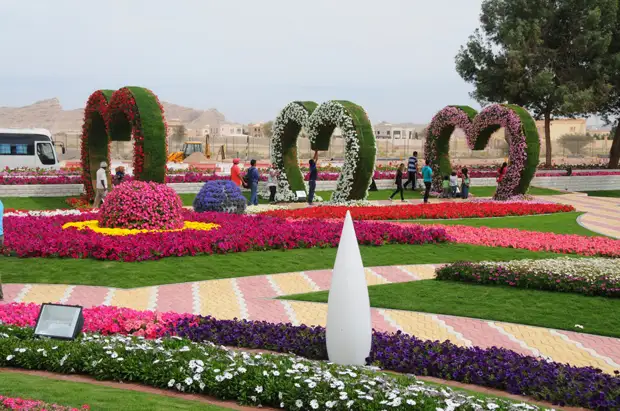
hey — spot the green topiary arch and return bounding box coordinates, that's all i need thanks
[424,104,540,200]
[270,100,376,202]
[80,87,168,201]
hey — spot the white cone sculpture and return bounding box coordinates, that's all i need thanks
[326,210,372,366]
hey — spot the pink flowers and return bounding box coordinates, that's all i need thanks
[438,225,620,257]
[0,303,194,338]
[0,396,89,411]
[2,210,449,261]
[99,181,184,230]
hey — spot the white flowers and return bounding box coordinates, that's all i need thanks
[4,209,94,218]
[480,257,620,282]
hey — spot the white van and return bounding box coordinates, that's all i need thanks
[0,128,64,169]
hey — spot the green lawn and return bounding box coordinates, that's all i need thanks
[282,280,620,339]
[0,372,233,410]
[583,190,620,198]
[0,244,577,288]
[1,186,564,210]
[409,212,599,236]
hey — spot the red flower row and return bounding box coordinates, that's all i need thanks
[262,202,575,220]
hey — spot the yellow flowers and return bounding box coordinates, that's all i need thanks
[62,220,220,236]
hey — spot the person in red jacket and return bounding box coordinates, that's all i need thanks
[231,158,243,187]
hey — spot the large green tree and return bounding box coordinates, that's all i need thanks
[456,0,616,166]
[596,2,620,168]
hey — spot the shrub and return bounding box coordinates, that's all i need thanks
[193,180,247,214]
[99,181,183,230]
[558,133,595,155]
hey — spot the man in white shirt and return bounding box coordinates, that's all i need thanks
[93,161,108,208]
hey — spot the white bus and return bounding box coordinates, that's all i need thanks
[0,128,64,169]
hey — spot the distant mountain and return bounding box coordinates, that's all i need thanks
[0,98,228,134]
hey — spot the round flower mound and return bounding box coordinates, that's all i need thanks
[193,180,247,214]
[99,181,184,230]
[62,220,219,236]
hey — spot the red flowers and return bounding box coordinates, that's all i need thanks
[263,202,575,221]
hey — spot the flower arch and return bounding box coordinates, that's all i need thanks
[424,104,540,200]
[271,100,376,202]
[80,87,168,201]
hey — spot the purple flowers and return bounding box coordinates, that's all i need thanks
[170,316,620,409]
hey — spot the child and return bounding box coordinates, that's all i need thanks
[461,168,470,199]
[389,163,405,202]
[449,171,458,197]
[441,175,450,198]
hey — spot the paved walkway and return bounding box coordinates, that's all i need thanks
[3,263,620,374]
[541,193,620,238]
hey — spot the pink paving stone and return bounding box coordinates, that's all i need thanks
[556,331,620,368]
[64,286,110,308]
[437,315,534,356]
[0,284,28,303]
[371,266,416,283]
[235,276,290,322]
[247,300,291,323]
[155,283,194,314]
[371,309,399,333]
[304,270,332,291]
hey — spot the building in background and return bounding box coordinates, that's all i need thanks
[373,122,426,140]
[248,122,264,138]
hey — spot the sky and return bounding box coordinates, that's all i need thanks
[0,0,485,124]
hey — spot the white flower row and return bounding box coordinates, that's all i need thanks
[480,257,620,281]
[4,209,94,218]
[1,330,550,411]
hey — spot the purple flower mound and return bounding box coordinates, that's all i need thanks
[170,317,620,409]
[193,180,247,214]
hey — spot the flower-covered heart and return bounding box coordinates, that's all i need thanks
[425,104,540,200]
[271,100,376,202]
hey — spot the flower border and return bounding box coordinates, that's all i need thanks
[80,87,168,201]
[425,104,540,200]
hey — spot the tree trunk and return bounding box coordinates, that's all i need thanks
[544,111,552,166]
[609,121,620,169]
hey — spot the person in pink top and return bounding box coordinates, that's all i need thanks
[231,158,243,187]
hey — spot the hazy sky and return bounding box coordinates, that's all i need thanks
[0,0,484,124]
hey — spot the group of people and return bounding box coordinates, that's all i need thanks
[389,151,435,203]
[388,152,509,202]
[92,162,127,208]
[230,151,320,206]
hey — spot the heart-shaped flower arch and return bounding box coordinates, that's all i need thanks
[80,87,168,201]
[270,100,376,202]
[425,104,540,200]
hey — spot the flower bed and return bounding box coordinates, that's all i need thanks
[262,202,575,221]
[439,225,620,258]
[0,326,545,411]
[1,211,449,261]
[1,303,618,408]
[436,258,620,297]
[0,396,89,411]
[0,303,192,338]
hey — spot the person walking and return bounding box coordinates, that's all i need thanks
[93,161,108,208]
[247,159,260,206]
[403,151,418,191]
[267,167,278,203]
[461,168,470,199]
[308,150,319,205]
[422,160,433,204]
[230,158,243,187]
[389,163,405,201]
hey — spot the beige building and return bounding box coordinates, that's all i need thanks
[491,118,587,141]
[373,122,426,140]
[247,122,265,138]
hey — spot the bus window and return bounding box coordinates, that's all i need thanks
[36,142,56,165]
[0,144,9,155]
[15,144,28,155]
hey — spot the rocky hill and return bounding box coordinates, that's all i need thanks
[0,98,227,134]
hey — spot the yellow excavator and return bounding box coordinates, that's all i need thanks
[167,135,213,163]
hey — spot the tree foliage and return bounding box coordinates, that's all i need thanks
[455,0,617,165]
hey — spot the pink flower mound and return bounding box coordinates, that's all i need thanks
[439,225,620,257]
[99,180,184,230]
[0,303,195,338]
[3,211,449,261]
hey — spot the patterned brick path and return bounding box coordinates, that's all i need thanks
[541,194,620,238]
[3,263,620,374]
